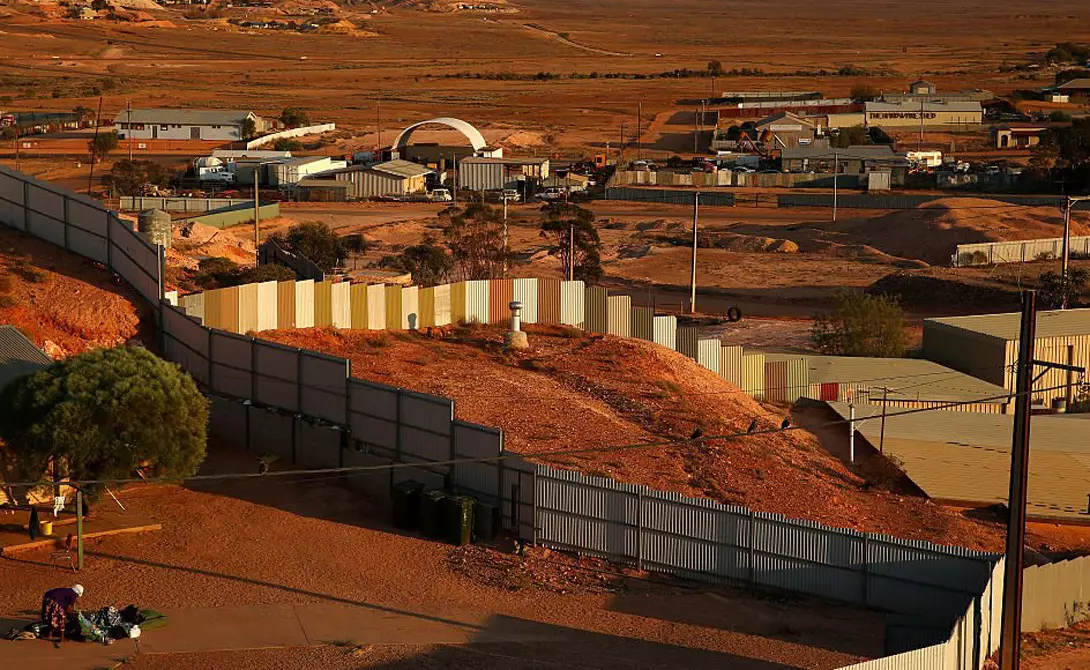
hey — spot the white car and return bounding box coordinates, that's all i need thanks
[536,187,566,201]
[428,188,453,202]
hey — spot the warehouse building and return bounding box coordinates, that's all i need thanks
[330,159,433,200]
[864,101,983,128]
[114,109,266,141]
[458,157,549,192]
[923,308,1090,408]
[780,145,904,173]
[268,156,347,187]
[753,111,821,149]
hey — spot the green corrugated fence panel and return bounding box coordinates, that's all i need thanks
[331,281,351,329]
[366,284,385,330]
[607,295,631,337]
[720,345,743,387]
[295,279,315,328]
[560,280,585,327]
[676,327,699,359]
[631,306,653,341]
[513,278,538,324]
[653,315,676,349]
[742,353,765,399]
[314,280,334,327]
[257,281,278,332]
[432,283,451,327]
[277,280,296,329]
[697,339,720,375]
[584,286,607,333]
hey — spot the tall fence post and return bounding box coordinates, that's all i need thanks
[636,489,644,571]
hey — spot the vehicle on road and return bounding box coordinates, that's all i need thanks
[428,188,453,202]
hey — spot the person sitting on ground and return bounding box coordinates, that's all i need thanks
[41,584,83,643]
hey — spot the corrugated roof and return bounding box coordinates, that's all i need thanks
[460,157,549,166]
[764,354,1009,403]
[297,178,349,188]
[370,159,434,179]
[827,401,1090,520]
[112,108,255,126]
[865,101,983,113]
[756,111,815,128]
[1058,79,1090,90]
[0,325,51,391]
[927,308,1090,341]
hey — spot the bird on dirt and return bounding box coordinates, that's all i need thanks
[690,427,704,441]
[780,417,791,430]
[746,419,759,434]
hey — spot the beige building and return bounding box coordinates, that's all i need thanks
[864,101,983,128]
[331,160,433,200]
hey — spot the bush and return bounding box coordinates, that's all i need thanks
[236,264,296,284]
[379,235,452,286]
[88,131,120,160]
[103,159,171,196]
[958,250,990,266]
[279,107,309,128]
[270,221,346,273]
[273,138,303,152]
[1038,268,1088,309]
[194,256,240,289]
[811,292,907,357]
[0,347,209,492]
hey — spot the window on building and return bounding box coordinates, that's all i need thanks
[212,125,221,129]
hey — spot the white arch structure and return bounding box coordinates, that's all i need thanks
[391,117,489,154]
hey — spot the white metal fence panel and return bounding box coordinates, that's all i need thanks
[560,280,585,327]
[513,278,539,324]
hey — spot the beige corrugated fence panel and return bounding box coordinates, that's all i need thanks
[538,278,561,325]
[238,283,259,334]
[489,279,514,325]
[697,339,720,375]
[720,345,743,386]
[350,282,369,329]
[465,279,490,324]
[418,286,436,328]
[676,327,699,359]
[402,285,420,330]
[331,281,351,329]
[164,290,178,306]
[584,286,607,333]
[1023,556,1090,632]
[450,281,467,323]
[785,358,809,403]
[180,291,205,322]
[256,281,278,332]
[431,283,451,327]
[385,285,402,330]
[560,280,585,327]
[631,306,653,341]
[295,279,315,328]
[276,280,295,329]
[314,280,333,327]
[366,284,385,329]
[652,315,676,349]
[742,353,765,399]
[203,288,222,329]
[607,295,631,337]
[513,278,539,323]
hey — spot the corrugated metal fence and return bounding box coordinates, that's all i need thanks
[953,236,1090,267]
[604,187,735,207]
[119,196,253,212]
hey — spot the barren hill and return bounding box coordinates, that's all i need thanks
[260,323,1006,550]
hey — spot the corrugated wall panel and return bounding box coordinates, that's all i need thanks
[314,280,334,327]
[538,278,561,325]
[385,285,402,330]
[584,286,608,333]
[295,279,315,328]
[238,283,259,334]
[697,339,720,375]
[418,287,436,328]
[450,281,467,323]
[219,285,240,333]
[331,281,351,329]
[180,292,205,322]
[653,315,676,349]
[277,280,296,329]
[465,279,490,323]
[631,306,653,341]
[607,295,631,337]
[164,290,178,306]
[256,281,278,332]
[765,361,788,403]
[560,280,585,327]
[676,327,700,358]
[366,284,385,329]
[742,353,765,399]
[432,283,451,327]
[203,288,223,330]
[402,286,420,330]
[350,283,369,329]
[720,345,743,386]
[513,278,538,323]
[489,279,514,325]
[785,358,809,404]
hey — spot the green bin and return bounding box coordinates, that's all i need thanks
[419,490,447,539]
[391,479,424,530]
[443,495,475,546]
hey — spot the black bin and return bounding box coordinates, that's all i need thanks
[391,479,424,530]
[473,501,499,542]
[419,490,447,539]
[443,495,475,546]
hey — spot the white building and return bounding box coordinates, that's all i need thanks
[113,109,266,141]
[269,156,348,187]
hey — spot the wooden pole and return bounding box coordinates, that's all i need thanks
[76,490,84,571]
[86,96,104,195]
[1062,198,1072,310]
[690,192,699,313]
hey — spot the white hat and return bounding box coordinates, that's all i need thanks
[72,584,84,597]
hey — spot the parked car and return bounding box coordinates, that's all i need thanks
[428,188,453,202]
[501,188,521,202]
[536,187,567,201]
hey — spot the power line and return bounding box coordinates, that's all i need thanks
[2,383,1067,490]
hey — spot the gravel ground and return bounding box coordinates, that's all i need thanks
[0,464,882,670]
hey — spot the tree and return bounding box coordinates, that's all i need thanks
[237,264,296,284]
[850,83,881,102]
[273,138,303,152]
[279,108,309,128]
[1038,269,1088,309]
[239,117,257,140]
[72,105,94,122]
[88,131,119,160]
[379,235,453,286]
[1033,118,1090,189]
[831,125,870,149]
[811,292,907,357]
[0,347,208,495]
[194,256,241,289]
[538,203,603,284]
[102,159,171,196]
[707,60,724,76]
[270,221,346,273]
[440,203,510,280]
[868,126,893,145]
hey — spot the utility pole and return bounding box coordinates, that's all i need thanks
[12,123,20,172]
[918,97,925,153]
[832,150,839,223]
[1061,197,1090,309]
[637,102,642,161]
[848,400,856,465]
[878,387,889,455]
[999,290,1038,670]
[253,169,260,259]
[127,99,133,162]
[568,223,574,281]
[690,192,699,313]
[376,98,382,156]
[502,193,509,278]
[86,96,104,195]
[76,489,84,571]
[619,122,625,165]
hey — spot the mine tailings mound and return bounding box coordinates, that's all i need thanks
[259,323,1005,551]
